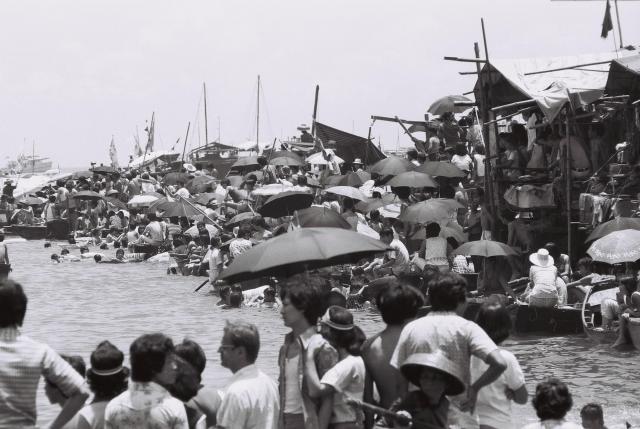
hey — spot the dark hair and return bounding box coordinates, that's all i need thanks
[129,333,175,382]
[147,213,157,222]
[532,378,573,420]
[86,341,129,401]
[407,149,418,160]
[210,236,221,247]
[475,301,512,345]
[322,306,365,356]
[61,354,86,377]
[576,257,592,271]
[0,280,28,328]
[238,225,252,239]
[428,273,467,311]
[297,175,308,186]
[380,228,394,239]
[454,143,467,156]
[219,285,231,299]
[224,321,260,363]
[280,282,325,326]
[424,222,441,238]
[343,198,355,212]
[580,403,604,423]
[544,242,560,261]
[376,284,424,325]
[474,144,485,155]
[228,292,242,308]
[175,339,206,375]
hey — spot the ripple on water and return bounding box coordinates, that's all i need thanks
[5,240,639,427]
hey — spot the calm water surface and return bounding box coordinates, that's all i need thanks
[5,240,639,427]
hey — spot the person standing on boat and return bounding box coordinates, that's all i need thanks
[2,179,16,198]
[41,195,59,222]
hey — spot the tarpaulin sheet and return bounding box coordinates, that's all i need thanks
[605,54,640,101]
[474,51,635,121]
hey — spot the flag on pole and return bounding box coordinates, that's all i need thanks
[601,0,613,38]
[109,137,119,168]
[133,135,143,157]
[145,116,155,154]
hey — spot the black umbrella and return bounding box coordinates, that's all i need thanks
[293,206,351,229]
[337,172,364,187]
[163,172,192,186]
[73,190,104,201]
[259,191,314,218]
[92,165,118,175]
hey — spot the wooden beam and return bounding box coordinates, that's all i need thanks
[370,115,428,126]
[444,56,487,63]
[491,99,536,112]
[483,106,537,126]
[523,60,612,76]
[599,95,629,101]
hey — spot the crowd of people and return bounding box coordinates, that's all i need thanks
[0,275,612,429]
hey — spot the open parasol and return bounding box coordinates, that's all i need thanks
[586,217,640,242]
[231,156,261,168]
[293,207,351,229]
[127,194,159,208]
[369,156,414,176]
[163,172,192,186]
[325,186,367,201]
[387,171,437,188]
[414,161,466,178]
[73,190,104,201]
[259,191,314,218]
[427,95,474,115]
[92,165,118,175]
[398,200,451,224]
[337,172,364,188]
[451,240,519,258]
[161,199,205,218]
[587,229,640,264]
[269,156,303,167]
[220,227,389,283]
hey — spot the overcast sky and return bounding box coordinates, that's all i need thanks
[1,0,639,168]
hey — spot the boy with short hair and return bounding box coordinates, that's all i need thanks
[580,403,607,429]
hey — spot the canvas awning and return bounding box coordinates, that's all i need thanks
[605,54,640,101]
[474,51,634,121]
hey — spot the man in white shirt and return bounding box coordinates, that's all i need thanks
[390,273,507,428]
[216,321,279,429]
[105,333,188,429]
[375,228,409,276]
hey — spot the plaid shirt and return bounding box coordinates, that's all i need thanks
[0,327,87,428]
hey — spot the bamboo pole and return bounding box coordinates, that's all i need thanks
[524,60,612,76]
[483,106,537,126]
[444,56,487,63]
[491,99,537,112]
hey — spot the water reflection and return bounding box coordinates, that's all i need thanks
[5,240,638,427]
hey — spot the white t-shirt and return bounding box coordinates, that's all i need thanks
[471,349,525,429]
[451,154,473,172]
[208,248,223,282]
[320,355,365,424]
[387,239,410,266]
[473,154,486,177]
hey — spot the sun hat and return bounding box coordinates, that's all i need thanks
[88,341,127,377]
[400,350,465,396]
[529,248,554,267]
[183,163,196,173]
[353,158,363,165]
[515,211,533,220]
[319,306,355,331]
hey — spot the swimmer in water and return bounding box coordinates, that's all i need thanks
[51,254,60,264]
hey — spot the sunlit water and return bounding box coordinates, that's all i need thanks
[4,240,638,427]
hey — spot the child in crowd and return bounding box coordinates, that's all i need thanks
[391,350,465,429]
[304,305,367,429]
[44,355,86,429]
[580,403,607,429]
[471,300,528,429]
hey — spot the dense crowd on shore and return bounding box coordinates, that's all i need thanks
[0,275,611,429]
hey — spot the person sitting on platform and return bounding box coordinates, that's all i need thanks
[521,249,567,308]
[136,213,164,247]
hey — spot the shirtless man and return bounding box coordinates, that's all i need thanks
[360,282,424,429]
[0,229,9,279]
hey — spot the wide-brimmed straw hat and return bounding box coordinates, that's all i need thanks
[400,351,465,396]
[529,248,554,267]
[183,163,197,173]
[353,158,363,165]
[88,341,127,377]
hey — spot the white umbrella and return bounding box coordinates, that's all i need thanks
[184,224,218,237]
[127,194,159,207]
[325,186,367,201]
[251,184,295,196]
[306,150,344,165]
[357,222,380,240]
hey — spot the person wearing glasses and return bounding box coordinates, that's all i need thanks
[216,321,279,429]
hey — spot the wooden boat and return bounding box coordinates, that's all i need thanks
[627,317,640,350]
[581,280,619,345]
[510,303,583,335]
[7,224,47,240]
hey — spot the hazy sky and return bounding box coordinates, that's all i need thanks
[1,0,639,167]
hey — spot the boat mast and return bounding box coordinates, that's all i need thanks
[32,140,35,174]
[311,85,319,138]
[256,75,260,152]
[181,122,191,163]
[203,82,209,146]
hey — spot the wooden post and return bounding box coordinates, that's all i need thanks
[565,109,573,268]
[203,83,209,145]
[614,0,624,49]
[311,85,320,138]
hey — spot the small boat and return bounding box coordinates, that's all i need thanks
[46,219,70,240]
[581,280,619,345]
[7,224,48,240]
[510,303,584,335]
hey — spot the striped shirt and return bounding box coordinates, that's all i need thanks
[0,327,87,428]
